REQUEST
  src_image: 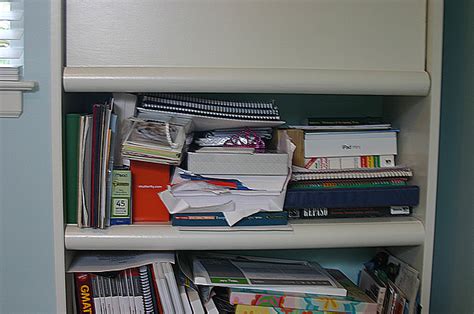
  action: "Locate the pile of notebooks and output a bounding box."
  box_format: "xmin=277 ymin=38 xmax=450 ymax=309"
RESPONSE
xmin=70 ymin=252 xmax=379 ymax=314
xmin=65 ymin=94 xmax=421 ymax=229
xmin=65 ymin=100 xmax=119 ymax=229
xmin=283 ymin=118 xmax=419 ymax=219
xmin=65 ymin=94 xmax=291 ymax=229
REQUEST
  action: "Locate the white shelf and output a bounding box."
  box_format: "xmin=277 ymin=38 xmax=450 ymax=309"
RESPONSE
xmin=65 ymin=217 xmax=425 ymax=250
xmin=63 ymin=67 xmax=430 ymax=95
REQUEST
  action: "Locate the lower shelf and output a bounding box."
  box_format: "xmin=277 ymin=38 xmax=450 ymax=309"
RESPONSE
xmin=65 ymin=217 xmax=424 ymax=250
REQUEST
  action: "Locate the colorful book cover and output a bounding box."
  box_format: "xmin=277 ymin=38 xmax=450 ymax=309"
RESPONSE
xmin=130 ymin=160 xmax=170 ymax=222
xmin=231 ymin=270 xmax=377 ymax=314
xmin=235 ymin=304 xmax=350 ymax=314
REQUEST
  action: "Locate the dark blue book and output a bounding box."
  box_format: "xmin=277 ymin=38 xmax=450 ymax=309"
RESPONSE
xmin=284 ymin=186 xmax=419 ymax=209
xmin=172 ymin=211 xmax=288 ymax=227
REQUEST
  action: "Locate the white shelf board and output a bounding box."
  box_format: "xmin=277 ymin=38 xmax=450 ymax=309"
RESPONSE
xmin=62 ymin=67 xmax=430 ymax=95
xmin=65 ymin=217 xmax=425 ymax=250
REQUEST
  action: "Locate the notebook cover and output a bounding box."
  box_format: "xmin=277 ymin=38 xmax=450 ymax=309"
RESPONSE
xmin=130 ymin=160 xmax=170 ymax=222
xmin=172 ymin=211 xmax=288 ymax=227
xmin=284 ymin=186 xmax=419 ymax=209
xmin=65 ymin=114 xmax=81 ymax=224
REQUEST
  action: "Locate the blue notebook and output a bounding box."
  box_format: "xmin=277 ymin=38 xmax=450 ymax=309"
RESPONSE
xmin=284 ymin=186 xmax=420 ymax=209
xmin=172 ymin=211 xmax=288 ymax=227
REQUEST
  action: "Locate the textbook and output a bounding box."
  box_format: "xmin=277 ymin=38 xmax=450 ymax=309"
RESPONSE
xmin=230 ymin=269 xmax=377 ymax=313
xmin=192 ymin=254 xmax=347 ymax=297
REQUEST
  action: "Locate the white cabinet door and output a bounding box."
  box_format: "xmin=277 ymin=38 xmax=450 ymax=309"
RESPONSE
xmin=67 ymin=0 xmax=425 ymax=71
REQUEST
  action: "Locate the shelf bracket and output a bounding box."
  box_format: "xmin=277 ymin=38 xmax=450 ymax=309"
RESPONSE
xmin=0 ymin=80 xmax=37 ymax=118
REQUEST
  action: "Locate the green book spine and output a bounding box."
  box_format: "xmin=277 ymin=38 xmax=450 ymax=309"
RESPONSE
xmin=65 ymin=114 xmax=81 ymax=224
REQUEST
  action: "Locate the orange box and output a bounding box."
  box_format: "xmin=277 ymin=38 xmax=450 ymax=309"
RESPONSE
xmin=130 ymin=160 xmax=170 ymax=223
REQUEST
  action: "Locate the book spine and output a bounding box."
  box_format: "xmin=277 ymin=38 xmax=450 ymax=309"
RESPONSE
xmin=74 ymin=273 xmax=96 ymax=314
xmin=172 ymin=212 xmax=288 ymax=227
xmin=286 ymin=207 xmax=411 ymax=219
xmin=284 ymin=186 xmax=420 ymax=208
xmin=65 ymin=114 xmax=81 ymax=224
xmin=304 ymin=155 xmax=395 ymax=170
xmin=110 ymin=170 xmax=132 ymax=225
xmin=307 ymin=117 xmax=383 ymax=126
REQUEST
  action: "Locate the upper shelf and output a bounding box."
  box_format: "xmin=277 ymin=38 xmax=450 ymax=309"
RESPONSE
xmin=65 ymin=217 xmax=425 ymax=250
xmin=63 ymin=67 xmax=430 ymax=95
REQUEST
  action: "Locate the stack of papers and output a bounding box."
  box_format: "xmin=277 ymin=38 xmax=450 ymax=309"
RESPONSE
xmin=159 ymin=168 xmax=289 ymax=226
xmin=122 ymin=118 xmax=189 ymax=165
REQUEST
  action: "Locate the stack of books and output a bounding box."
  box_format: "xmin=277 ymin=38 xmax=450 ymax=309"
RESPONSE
xmin=65 ymin=94 xmax=290 ymax=229
xmin=283 ymin=118 xmax=419 ymax=219
xmin=65 ymin=100 xmax=119 ymax=229
xmin=70 ymin=252 xmax=379 ymax=314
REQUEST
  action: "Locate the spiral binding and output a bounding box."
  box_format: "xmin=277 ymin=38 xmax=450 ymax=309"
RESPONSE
xmin=292 ymin=167 xmax=413 ymax=181
xmin=138 ymin=94 xmax=280 ymax=121
xmin=139 ymin=266 xmax=156 ymax=314
xmin=141 ymin=93 xmax=276 ymax=109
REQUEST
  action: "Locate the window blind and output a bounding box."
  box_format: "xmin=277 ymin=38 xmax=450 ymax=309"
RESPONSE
xmin=0 ymin=0 xmax=35 ymax=118
xmin=0 ymin=0 xmax=23 ymax=68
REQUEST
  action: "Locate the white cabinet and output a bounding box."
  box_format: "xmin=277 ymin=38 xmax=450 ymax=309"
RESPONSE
xmin=52 ymin=0 xmax=444 ymax=312
xmin=64 ymin=0 xmax=430 ymax=95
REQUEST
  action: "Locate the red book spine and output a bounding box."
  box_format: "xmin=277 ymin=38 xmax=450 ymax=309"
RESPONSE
xmin=75 ymin=273 xmax=96 ymax=314
xmin=361 ymin=156 xmax=367 ymax=168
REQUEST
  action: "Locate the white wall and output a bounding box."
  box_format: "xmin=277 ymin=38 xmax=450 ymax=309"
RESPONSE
xmin=0 ymin=1 xmax=57 ymax=312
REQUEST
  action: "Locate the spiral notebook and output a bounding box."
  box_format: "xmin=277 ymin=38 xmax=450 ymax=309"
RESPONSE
xmin=136 ymin=94 xmax=285 ymax=131
xmin=291 ymin=166 xmax=413 ymax=181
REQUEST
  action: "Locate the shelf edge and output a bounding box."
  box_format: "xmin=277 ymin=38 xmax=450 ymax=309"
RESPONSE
xmin=65 ymin=218 xmax=425 ymax=250
xmin=63 ymin=67 xmax=430 ymax=96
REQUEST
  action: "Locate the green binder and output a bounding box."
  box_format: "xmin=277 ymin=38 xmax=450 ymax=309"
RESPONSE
xmin=65 ymin=114 xmax=81 ymax=224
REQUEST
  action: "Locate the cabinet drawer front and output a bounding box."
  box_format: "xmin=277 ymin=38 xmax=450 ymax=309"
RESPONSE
xmin=66 ymin=0 xmax=426 ymax=71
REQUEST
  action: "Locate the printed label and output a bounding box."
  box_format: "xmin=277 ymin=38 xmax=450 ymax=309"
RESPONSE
xmin=113 ymin=198 xmax=129 ymax=216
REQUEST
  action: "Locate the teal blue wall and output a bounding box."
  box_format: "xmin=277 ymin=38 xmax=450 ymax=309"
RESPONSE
xmin=0 ymin=1 xmax=56 ymax=313
xmin=430 ymin=0 xmax=474 ymax=312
